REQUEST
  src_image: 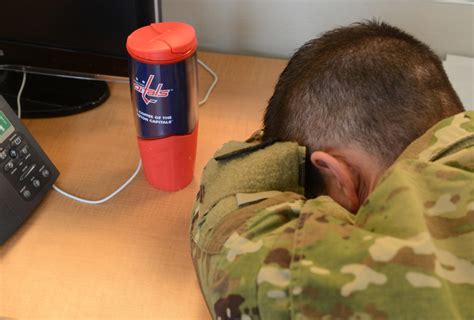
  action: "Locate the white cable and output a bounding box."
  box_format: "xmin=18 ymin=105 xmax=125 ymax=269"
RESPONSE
xmin=16 ymin=68 xmax=27 ymax=119
xmin=16 ymin=70 xmax=143 ymax=205
xmin=52 ymin=160 xmax=142 ymax=205
xmin=17 ymin=59 xmax=218 ymax=205
xmin=197 ymin=58 xmax=218 ymax=106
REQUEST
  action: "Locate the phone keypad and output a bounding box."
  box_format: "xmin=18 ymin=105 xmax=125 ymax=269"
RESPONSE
xmin=0 ymin=132 xmax=52 ymax=201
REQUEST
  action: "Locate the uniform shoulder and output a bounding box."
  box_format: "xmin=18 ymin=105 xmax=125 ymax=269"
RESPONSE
xmin=399 ymin=111 xmax=474 ymax=162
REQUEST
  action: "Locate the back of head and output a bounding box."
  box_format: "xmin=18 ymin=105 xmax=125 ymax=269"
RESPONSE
xmin=263 ymin=20 xmax=464 ymax=166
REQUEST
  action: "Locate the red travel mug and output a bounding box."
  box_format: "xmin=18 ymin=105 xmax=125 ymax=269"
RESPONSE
xmin=126 ymin=22 xmax=198 ymax=191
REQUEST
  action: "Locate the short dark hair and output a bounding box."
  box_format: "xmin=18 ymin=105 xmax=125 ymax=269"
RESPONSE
xmin=263 ymin=20 xmax=464 ymax=166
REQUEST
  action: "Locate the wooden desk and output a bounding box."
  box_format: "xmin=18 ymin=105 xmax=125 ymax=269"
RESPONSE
xmin=0 ymin=52 xmax=287 ymax=319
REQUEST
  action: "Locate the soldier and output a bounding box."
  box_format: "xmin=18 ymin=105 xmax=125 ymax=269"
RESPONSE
xmin=191 ymin=21 xmax=474 ymax=319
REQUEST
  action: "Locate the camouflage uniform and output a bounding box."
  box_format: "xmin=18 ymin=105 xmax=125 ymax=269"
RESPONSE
xmin=191 ymin=112 xmax=474 ymax=320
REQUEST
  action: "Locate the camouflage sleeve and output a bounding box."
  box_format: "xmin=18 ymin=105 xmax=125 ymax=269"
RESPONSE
xmin=191 ymin=112 xmax=474 ymax=319
xmin=286 ymin=113 xmax=474 ymax=319
xmin=190 ymin=140 xmax=354 ymax=319
xmin=343 ymin=166 xmax=474 ymax=318
xmin=190 ymin=140 xmax=307 ymax=319
xmin=336 ymin=112 xmax=474 ymax=319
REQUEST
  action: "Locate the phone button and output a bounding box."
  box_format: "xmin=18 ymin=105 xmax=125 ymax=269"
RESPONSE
xmin=41 ymin=169 xmax=50 ymax=178
xmin=9 ymin=148 xmax=17 ymax=159
xmin=4 ymin=160 xmax=14 ymax=172
xmin=22 ymin=189 xmax=32 ymax=199
xmin=20 ymin=164 xmax=37 ymax=182
xmin=0 ymin=149 xmax=7 ymax=161
xmin=12 ymin=136 xmax=22 ymax=146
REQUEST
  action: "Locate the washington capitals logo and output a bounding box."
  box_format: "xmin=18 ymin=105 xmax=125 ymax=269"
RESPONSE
xmin=134 ymin=75 xmax=171 ymax=105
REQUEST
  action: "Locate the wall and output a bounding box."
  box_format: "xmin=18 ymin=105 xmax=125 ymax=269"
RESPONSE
xmin=162 ymin=0 xmax=474 ymax=59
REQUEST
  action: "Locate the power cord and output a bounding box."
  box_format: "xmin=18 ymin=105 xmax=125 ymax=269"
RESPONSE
xmin=17 ymin=58 xmax=218 ymax=204
xmin=52 ymin=162 xmax=143 ymax=205
xmin=197 ymin=59 xmax=218 ymax=106
xmin=16 ymin=67 xmax=27 ymax=119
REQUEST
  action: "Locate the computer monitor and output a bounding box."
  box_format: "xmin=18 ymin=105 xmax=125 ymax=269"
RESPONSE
xmin=0 ymin=0 xmax=160 ymax=117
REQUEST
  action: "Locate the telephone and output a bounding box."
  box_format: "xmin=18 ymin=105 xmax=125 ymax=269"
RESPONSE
xmin=0 ymin=95 xmax=59 ymax=244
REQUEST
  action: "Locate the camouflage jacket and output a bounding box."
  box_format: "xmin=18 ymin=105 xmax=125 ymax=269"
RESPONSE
xmin=191 ymin=111 xmax=474 ymax=320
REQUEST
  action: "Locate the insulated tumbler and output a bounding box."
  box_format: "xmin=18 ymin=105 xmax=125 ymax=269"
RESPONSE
xmin=126 ymin=22 xmax=198 ymax=191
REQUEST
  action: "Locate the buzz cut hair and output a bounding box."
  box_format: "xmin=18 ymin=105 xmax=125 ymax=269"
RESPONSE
xmin=263 ymin=20 xmax=464 ymax=167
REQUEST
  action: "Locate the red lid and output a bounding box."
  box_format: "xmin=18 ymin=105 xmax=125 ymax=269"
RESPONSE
xmin=126 ymin=22 xmax=197 ymax=64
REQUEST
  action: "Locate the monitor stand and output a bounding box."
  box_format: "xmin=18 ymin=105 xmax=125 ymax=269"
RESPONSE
xmin=0 ymin=70 xmax=110 ymax=118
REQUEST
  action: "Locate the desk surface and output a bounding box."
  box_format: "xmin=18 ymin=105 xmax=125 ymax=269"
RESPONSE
xmin=0 ymin=52 xmax=287 ymax=319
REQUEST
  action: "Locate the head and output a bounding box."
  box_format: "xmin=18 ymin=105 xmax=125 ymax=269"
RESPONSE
xmin=263 ymin=20 xmax=464 ymax=213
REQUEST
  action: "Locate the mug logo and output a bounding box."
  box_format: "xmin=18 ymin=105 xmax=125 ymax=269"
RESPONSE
xmin=134 ymin=75 xmax=171 ymax=105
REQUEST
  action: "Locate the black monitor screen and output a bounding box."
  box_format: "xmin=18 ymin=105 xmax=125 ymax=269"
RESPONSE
xmin=0 ymin=0 xmax=156 ymax=117
xmin=0 ymin=0 xmax=156 ymax=76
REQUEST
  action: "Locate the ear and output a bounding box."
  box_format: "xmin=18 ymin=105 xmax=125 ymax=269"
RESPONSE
xmin=310 ymin=151 xmax=360 ymax=212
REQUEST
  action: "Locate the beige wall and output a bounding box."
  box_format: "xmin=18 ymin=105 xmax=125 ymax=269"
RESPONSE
xmin=163 ymin=0 xmax=474 ymax=59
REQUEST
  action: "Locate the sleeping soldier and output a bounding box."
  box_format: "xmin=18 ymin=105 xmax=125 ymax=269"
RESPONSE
xmin=190 ymin=21 xmax=474 ymax=319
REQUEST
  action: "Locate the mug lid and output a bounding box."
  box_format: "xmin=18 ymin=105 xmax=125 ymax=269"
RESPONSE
xmin=126 ymin=22 xmax=197 ymax=64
